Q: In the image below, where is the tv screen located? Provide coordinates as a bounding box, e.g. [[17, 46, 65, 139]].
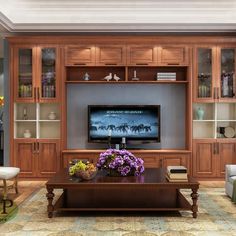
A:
[[88, 105, 160, 143]]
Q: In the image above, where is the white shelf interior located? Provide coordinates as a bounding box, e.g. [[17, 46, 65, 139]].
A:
[[14, 121, 36, 139], [193, 121, 215, 139], [193, 103, 215, 120], [193, 102, 236, 139], [14, 103, 36, 120], [39, 103, 60, 120], [39, 122, 60, 139], [217, 103, 236, 121], [14, 102, 60, 139]]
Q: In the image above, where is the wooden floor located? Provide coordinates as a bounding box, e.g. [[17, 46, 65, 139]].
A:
[[1, 180, 224, 206]]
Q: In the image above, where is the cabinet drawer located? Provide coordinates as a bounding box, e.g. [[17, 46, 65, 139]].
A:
[[133, 153, 160, 168], [159, 154, 190, 171], [127, 45, 157, 65], [158, 46, 189, 65], [65, 45, 95, 66], [96, 45, 126, 66]]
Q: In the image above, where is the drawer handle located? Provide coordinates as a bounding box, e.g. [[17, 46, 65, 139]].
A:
[[167, 63, 180, 65], [105, 63, 117, 66], [74, 63, 86, 66], [135, 63, 148, 66]]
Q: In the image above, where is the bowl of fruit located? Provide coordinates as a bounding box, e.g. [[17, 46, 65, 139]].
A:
[[69, 160, 97, 180]]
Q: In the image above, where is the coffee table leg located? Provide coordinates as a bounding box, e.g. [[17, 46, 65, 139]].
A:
[[191, 187, 199, 218], [46, 186, 55, 218]]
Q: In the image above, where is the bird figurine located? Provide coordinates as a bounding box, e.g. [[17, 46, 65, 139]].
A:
[[113, 74, 121, 81], [103, 73, 113, 81]]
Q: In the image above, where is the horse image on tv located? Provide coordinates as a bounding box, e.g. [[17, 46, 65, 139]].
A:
[[89, 109, 159, 138]]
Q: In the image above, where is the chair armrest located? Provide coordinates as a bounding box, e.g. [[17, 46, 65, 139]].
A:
[[225, 165, 236, 182]]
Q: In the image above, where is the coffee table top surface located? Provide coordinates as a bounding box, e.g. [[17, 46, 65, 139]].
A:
[[46, 168, 199, 188]]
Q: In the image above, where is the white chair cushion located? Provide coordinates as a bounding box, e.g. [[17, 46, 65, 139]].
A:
[[229, 176, 236, 185], [226, 165, 236, 177], [0, 167, 20, 180]]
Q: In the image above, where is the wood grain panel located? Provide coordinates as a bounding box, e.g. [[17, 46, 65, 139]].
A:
[[14, 140, 36, 177], [159, 46, 188, 65], [160, 154, 189, 171], [65, 45, 95, 66], [193, 140, 216, 177], [96, 45, 126, 65], [38, 140, 60, 177], [127, 45, 157, 65], [218, 141, 236, 177]]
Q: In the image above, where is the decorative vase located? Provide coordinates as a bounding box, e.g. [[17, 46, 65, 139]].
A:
[[48, 111, 56, 120], [196, 107, 204, 120], [23, 129, 31, 138]]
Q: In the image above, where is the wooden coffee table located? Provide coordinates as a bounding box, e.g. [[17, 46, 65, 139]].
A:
[[46, 168, 199, 218]]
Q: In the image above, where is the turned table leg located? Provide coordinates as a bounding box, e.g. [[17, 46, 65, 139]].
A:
[[46, 186, 55, 218], [191, 187, 199, 218]]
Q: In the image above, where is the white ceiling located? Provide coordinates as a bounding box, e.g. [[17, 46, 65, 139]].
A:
[[1, 0, 236, 33]]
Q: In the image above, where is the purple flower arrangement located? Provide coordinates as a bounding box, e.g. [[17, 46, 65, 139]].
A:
[[97, 149, 145, 176]]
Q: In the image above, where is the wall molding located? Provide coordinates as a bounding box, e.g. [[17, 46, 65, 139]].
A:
[[1, 0, 236, 33]]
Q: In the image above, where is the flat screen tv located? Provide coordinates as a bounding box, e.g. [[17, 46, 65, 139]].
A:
[[88, 105, 160, 143]]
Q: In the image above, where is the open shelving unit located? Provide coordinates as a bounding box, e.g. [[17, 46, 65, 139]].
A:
[[65, 66, 189, 84], [14, 103, 61, 139], [193, 103, 236, 139]]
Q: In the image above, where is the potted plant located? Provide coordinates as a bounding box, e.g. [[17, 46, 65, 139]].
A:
[[97, 149, 145, 176]]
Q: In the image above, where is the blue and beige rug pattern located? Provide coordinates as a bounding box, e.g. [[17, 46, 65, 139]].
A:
[[0, 188, 236, 235]]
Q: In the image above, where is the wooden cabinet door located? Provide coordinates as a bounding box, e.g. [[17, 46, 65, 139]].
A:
[[37, 46, 60, 102], [38, 140, 60, 177], [65, 45, 95, 66], [193, 46, 217, 102], [127, 45, 157, 65], [160, 154, 189, 171], [96, 45, 126, 66], [218, 47, 236, 102], [192, 139, 217, 178], [13, 46, 37, 103], [158, 46, 189, 65], [14, 139, 37, 177], [218, 141, 236, 177]]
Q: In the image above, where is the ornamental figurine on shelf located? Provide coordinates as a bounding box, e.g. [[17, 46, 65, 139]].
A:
[[131, 70, 139, 81], [103, 73, 113, 81], [83, 72, 90, 81], [113, 74, 121, 81]]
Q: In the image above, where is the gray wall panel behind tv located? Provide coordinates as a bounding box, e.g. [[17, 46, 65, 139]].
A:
[[67, 84, 186, 149]]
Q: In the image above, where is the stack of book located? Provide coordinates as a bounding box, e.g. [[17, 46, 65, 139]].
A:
[[157, 72, 176, 81], [166, 166, 188, 182]]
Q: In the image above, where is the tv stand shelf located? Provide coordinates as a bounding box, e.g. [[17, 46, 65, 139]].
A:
[[62, 149, 191, 173]]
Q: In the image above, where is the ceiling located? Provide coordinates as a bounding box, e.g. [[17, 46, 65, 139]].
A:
[[1, 0, 236, 34]]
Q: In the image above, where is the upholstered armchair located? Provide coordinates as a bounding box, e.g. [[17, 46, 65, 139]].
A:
[[225, 165, 236, 198]]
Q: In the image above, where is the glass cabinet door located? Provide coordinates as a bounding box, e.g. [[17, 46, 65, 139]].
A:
[[196, 48, 213, 100], [17, 48, 34, 101], [40, 47, 57, 100], [220, 48, 235, 99]]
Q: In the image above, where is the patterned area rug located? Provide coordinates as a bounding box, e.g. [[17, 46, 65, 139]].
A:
[[0, 188, 236, 235]]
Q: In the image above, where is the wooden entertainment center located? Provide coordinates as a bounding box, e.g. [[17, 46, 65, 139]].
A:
[[7, 35, 236, 179]]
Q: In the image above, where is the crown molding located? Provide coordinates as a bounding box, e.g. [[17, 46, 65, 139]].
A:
[[1, 0, 236, 33]]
